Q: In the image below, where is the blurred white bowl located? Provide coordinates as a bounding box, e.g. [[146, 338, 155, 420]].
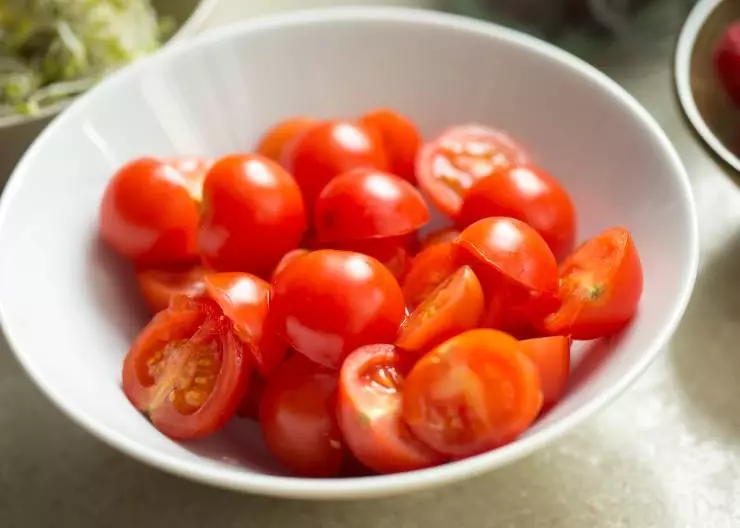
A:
[[0, 7, 698, 499]]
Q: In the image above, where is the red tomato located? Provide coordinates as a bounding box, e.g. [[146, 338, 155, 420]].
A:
[[256, 117, 316, 162], [99, 157, 200, 266], [397, 266, 485, 355], [402, 329, 542, 458], [237, 370, 267, 421], [338, 344, 445, 474], [204, 273, 287, 377], [122, 297, 250, 439], [419, 228, 461, 250], [136, 264, 209, 314], [544, 227, 643, 340], [259, 353, 347, 477], [271, 250, 405, 369], [198, 154, 306, 275], [314, 169, 430, 242], [458, 165, 576, 261], [359, 108, 421, 183], [520, 336, 571, 410], [281, 120, 387, 212], [714, 22, 740, 106], [163, 156, 215, 202], [416, 125, 531, 218], [330, 234, 415, 281], [271, 248, 310, 282], [401, 241, 467, 310]]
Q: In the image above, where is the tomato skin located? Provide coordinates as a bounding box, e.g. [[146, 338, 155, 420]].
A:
[[520, 336, 571, 410], [402, 329, 542, 458], [330, 234, 415, 281], [401, 241, 468, 310], [338, 344, 446, 474], [281, 120, 387, 212], [359, 108, 421, 183], [204, 273, 287, 377], [100, 157, 200, 267], [122, 298, 251, 439], [256, 117, 316, 162], [136, 264, 209, 314], [416, 125, 532, 218], [419, 228, 461, 250], [544, 227, 643, 340], [259, 354, 346, 477], [314, 169, 430, 242], [458, 165, 576, 261], [397, 266, 485, 355], [271, 250, 405, 369], [197, 154, 306, 276], [163, 156, 215, 202], [271, 248, 310, 282]]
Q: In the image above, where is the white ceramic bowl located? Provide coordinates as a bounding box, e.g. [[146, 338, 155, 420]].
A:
[[0, 7, 698, 499]]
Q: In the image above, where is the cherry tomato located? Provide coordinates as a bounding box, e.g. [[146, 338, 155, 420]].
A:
[[314, 169, 430, 242], [198, 154, 306, 275], [163, 156, 215, 202], [281, 120, 387, 211], [714, 22, 740, 106], [338, 344, 445, 474], [401, 241, 467, 310], [416, 125, 531, 218], [419, 228, 460, 250], [360, 108, 421, 183], [136, 264, 210, 314], [331, 234, 415, 281], [544, 227, 643, 340], [259, 353, 347, 477], [256, 117, 316, 162], [520, 336, 571, 410], [458, 165, 576, 261], [397, 266, 484, 355], [122, 297, 250, 439], [237, 371, 267, 421], [271, 248, 310, 281], [100, 157, 200, 266], [402, 329, 542, 458], [271, 250, 405, 369], [204, 273, 287, 377]]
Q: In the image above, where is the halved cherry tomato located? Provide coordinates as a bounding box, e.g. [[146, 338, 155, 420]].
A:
[[100, 157, 200, 266], [163, 156, 215, 202], [416, 125, 532, 218], [544, 227, 643, 340], [271, 249, 310, 281], [360, 108, 421, 183], [198, 154, 306, 276], [397, 266, 484, 354], [419, 228, 461, 250], [237, 370, 267, 421], [458, 165, 576, 261], [271, 250, 405, 369], [331, 234, 415, 281], [338, 344, 445, 474], [402, 329, 542, 458], [136, 264, 209, 314], [401, 241, 467, 310], [122, 297, 250, 439], [281, 120, 387, 212], [520, 336, 571, 410], [259, 353, 347, 477], [256, 117, 316, 162], [204, 273, 287, 377], [314, 169, 430, 242]]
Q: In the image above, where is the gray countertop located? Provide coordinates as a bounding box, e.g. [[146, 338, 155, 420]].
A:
[[3, 1, 740, 526]]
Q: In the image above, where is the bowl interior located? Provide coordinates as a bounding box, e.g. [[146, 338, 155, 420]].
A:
[[0, 9, 696, 498]]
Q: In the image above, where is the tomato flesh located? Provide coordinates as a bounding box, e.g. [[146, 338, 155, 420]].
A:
[[520, 336, 571, 410], [401, 241, 468, 310], [136, 264, 209, 314]]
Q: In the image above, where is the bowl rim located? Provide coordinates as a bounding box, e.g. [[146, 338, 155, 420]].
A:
[[0, 6, 699, 500], [674, 0, 740, 173], [0, 0, 220, 130]]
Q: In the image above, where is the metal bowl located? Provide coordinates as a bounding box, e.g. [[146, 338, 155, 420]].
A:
[[675, 0, 740, 173], [0, 0, 218, 184]]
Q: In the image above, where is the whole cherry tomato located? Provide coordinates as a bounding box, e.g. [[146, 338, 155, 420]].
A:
[[397, 265, 484, 355], [100, 157, 200, 266], [314, 168, 429, 242], [271, 250, 406, 369], [281, 120, 387, 212], [360, 108, 421, 183], [544, 227, 643, 340], [256, 117, 316, 162], [402, 329, 543, 458], [136, 264, 209, 314], [259, 353, 347, 477], [204, 272, 287, 376], [520, 336, 571, 410], [122, 297, 251, 439], [338, 344, 446, 474], [416, 125, 531, 218], [458, 165, 576, 261], [198, 154, 306, 275]]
